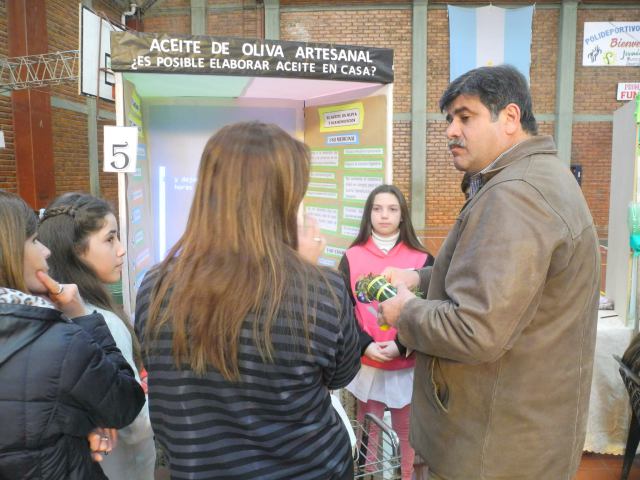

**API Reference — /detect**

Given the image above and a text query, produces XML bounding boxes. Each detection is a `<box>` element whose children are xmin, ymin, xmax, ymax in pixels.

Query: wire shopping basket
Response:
<box><xmin>352</xmin><ymin>413</ymin><xmax>402</xmax><ymax>479</ymax></box>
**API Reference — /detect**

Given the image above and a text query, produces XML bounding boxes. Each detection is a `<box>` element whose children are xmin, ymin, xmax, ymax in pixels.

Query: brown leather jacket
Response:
<box><xmin>397</xmin><ymin>135</ymin><xmax>600</xmax><ymax>480</ymax></box>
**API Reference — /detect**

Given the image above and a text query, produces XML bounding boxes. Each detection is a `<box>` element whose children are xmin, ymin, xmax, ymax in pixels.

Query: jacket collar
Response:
<box><xmin>0</xmin><ymin>287</ymin><xmax>56</xmax><ymax>309</ymax></box>
<box><xmin>364</xmin><ymin>236</ymin><xmax>401</xmax><ymax>258</ymax></box>
<box><xmin>0</xmin><ymin>302</ymin><xmax>67</xmax><ymax>367</ymax></box>
<box><xmin>461</xmin><ymin>135</ymin><xmax>557</xmax><ymax>199</ymax></box>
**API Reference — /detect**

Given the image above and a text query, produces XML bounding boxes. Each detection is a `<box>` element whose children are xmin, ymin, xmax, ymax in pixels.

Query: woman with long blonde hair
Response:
<box><xmin>136</xmin><ymin>122</ymin><xmax>360</xmax><ymax>479</ymax></box>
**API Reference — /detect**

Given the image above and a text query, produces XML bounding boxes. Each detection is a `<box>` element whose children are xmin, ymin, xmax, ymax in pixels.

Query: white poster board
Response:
<box><xmin>110</xmin><ymin>31</ymin><xmax>395</xmax><ymax>312</ymax></box>
<box><xmin>79</xmin><ymin>5</ymin><xmax>123</xmax><ymax>100</ymax></box>
<box><xmin>606</xmin><ymin>100</ymin><xmax>638</xmax><ymax>325</ymax></box>
<box><xmin>617</xmin><ymin>82</ymin><xmax>640</xmax><ymax>101</ymax></box>
<box><xmin>583</xmin><ymin>22</ymin><xmax>640</xmax><ymax>67</ymax></box>
<box><xmin>103</xmin><ymin>125</ymin><xmax>138</xmax><ymax>173</ymax></box>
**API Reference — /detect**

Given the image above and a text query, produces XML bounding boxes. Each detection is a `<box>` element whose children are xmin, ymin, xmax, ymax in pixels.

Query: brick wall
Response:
<box><xmin>280</xmin><ymin>2</ymin><xmax>416</xmax><ymax>248</ymax></box>
<box><xmin>143</xmin><ymin>1</ymin><xmax>261</xmax><ymax>36</ymax></box>
<box><xmin>120</xmin><ymin>1</ymin><xmax>191</xmax><ymax>34</ymax></box>
<box><xmin>573</xmin><ymin>7</ymin><xmax>640</xmax><ymax>244</ymax></box>
<box><xmin>43</xmin><ymin>0</ymin><xmax>119</xmax><ymax>204</ymax></box>
<box><xmin>208</xmin><ymin>7</ymin><xmax>260</xmax><ymax>38</ymax></box>
<box><xmin>574</xmin><ymin>7</ymin><xmax>640</xmax><ymax>114</ymax></box>
<box><xmin>2</xmin><ymin>0</ymin><xmax>640</xmax><ymax>252</ymax></box>
<box><xmin>422</xmin><ymin>3</ymin><xmax>639</xmax><ymax>254</ymax></box>
<box><xmin>426</xmin><ymin>120</ymin><xmax>463</xmax><ymax>241</ymax></box>
<box><xmin>429</xmin><ymin>0</ymin><xmax>560</xmax><ymax>4</ymax></box>
<box><xmin>281</xmin><ymin>7</ymin><xmax>412</xmax><ymax>113</ymax></box>
<box><xmin>47</xmin><ymin>0</ymin><xmax>82</xmax><ymax>102</ymax></box>
<box><xmin>393</xmin><ymin>121</ymin><xmax>411</xmax><ymax>207</ymax></box>
<box><xmin>572</xmin><ymin>121</ymin><xmax>614</xmax><ymax>240</ymax></box>
<box><xmin>530</xmin><ymin>8</ymin><xmax>558</xmax><ymax>114</ymax></box>
<box><xmin>0</xmin><ymin>0</ymin><xmax>7</xmax><ymax>62</ymax></box>
<box><xmin>425</xmin><ymin>6</ymin><xmax>458</xmax><ymax>254</ymax></box>
<box><xmin>2</xmin><ymin>0</ymin><xmax>122</xmax><ymax>203</ymax></box>
<box><xmin>423</xmin><ymin>4</ymin><xmax>562</xmax><ymax>253</ymax></box>
<box><xmin>0</xmin><ymin>0</ymin><xmax>16</xmax><ymax>192</ymax></box>
<box><xmin>0</xmin><ymin>94</ymin><xmax>14</xmax><ymax>192</ymax></box>
<box><xmin>143</xmin><ymin>13</ymin><xmax>190</xmax><ymax>35</ymax></box>
<box><xmin>97</xmin><ymin>118</ymin><xmax>119</xmax><ymax>208</ymax></box>
<box><xmin>282</xmin><ymin>0</ymin><xmax>408</xmax><ymax>5</ymax></box>
<box><xmin>52</xmin><ymin>107</ymin><xmax>90</xmax><ymax>194</ymax></box>
<box><xmin>93</xmin><ymin>2</ymin><xmax>120</xmax><ymax>207</ymax></box>
<box><xmin>426</xmin><ymin>8</ymin><xmax>450</xmax><ymax>113</ymax></box>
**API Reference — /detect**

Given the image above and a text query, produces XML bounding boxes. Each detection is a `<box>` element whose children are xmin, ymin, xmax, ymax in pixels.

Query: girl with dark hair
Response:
<box><xmin>136</xmin><ymin>122</ymin><xmax>360</xmax><ymax>479</ymax></box>
<box><xmin>338</xmin><ymin>184</ymin><xmax>433</xmax><ymax>480</ymax></box>
<box><xmin>0</xmin><ymin>190</ymin><xmax>144</xmax><ymax>479</ymax></box>
<box><xmin>38</xmin><ymin>193</ymin><xmax>156</xmax><ymax>480</ymax></box>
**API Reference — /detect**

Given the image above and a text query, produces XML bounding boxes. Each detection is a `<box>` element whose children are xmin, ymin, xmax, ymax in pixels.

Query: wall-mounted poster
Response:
<box><xmin>122</xmin><ymin>81</ymin><xmax>154</xmax><ymax>311</ymax></box>
<box><xmin>303</xmin><ymin>95</ymin><xmax>387</xmax><ymax>269</ymax></box>
<box><xmin>583</xmin><ymin>22</ymin><xmax>640</xmax><ymax>67</ymax></box>
<box><xmin>618</xmin><ymin>82</ymin><xmax>640</xmax><ymax>101</ymax></box>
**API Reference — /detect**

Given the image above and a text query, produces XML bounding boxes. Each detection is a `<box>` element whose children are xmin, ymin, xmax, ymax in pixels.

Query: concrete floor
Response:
<box><xmin>152</xmin><ymin>452</ymin><xmax>640</xmax><ymax>479</ymax></box>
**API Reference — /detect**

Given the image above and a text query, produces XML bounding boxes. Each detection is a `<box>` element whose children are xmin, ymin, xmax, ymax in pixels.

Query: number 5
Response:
<box><xmin>103</xmin><ymin>126</ymin><xmax>137</xmax><ymax>173</ymax></box>
<box><xmin>111</xmin><ymin>142</ymin><xmax>130</xmax><ymax>169</ymax></box>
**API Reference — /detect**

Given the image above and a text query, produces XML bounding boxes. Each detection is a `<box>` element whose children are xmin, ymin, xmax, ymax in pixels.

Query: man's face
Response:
<box><xmin>444</xmin><ymin>94</ymin><xmax>509</xmax><ymax>174</ymax></box>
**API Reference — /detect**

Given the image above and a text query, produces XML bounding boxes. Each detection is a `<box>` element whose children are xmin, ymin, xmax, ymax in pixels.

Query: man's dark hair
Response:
<box><xmin>439</xmin><ymin>65</ymin><xmax>538</xmax><ymax>135</ymax></box>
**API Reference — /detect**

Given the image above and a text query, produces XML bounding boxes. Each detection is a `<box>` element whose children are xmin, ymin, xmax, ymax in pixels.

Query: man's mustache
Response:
<box><xmin>448</xmin><ymin>139</ymin><xmax>465</xmax><ymax>149</ymax></box>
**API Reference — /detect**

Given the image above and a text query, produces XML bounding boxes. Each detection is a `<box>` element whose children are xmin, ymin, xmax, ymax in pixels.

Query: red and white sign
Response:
<box><xmin>617</xmin><ymin>82</ymin><xmax>640</xmax><ymax>101</ymax></box>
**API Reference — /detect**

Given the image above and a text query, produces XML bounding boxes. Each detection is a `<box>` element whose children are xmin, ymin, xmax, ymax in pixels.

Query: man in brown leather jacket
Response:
<box><xmin>380</xmin><ymin>65</ymin><xmax>600</xmax><ymax>480</ymax></box>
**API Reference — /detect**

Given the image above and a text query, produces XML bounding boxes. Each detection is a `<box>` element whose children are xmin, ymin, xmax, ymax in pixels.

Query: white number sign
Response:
<box><xmin>103</xmin><ymin>126</ymin><xmax>138</xmax><ymax>173</ymax></box>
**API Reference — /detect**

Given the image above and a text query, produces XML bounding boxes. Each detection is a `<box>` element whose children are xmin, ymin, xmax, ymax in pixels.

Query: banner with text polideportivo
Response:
<box><xmin>448</xmin><ymin>5</ymin><xmax>534</xmax><ymax>83</ymax></box>
<box><xmin>110</xmin><ymin>31</ymin><xmax>394</xmax><ymax>84</ymax></box>
<box><xmin>582</xmin><ymin>22</ymin><xmax>640</xmax><ymax>67</ymax></box>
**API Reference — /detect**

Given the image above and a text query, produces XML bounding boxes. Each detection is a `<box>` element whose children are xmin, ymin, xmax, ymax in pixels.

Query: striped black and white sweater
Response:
<box><xmin>135</xmin><ymin>266</ymin><xmax>360</xmax><ymax>480</ymax></box>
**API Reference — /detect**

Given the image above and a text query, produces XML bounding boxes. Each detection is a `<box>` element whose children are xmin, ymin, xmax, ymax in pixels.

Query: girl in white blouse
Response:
<box><xmin>39</xmin><ymin>193</ymin><xmax>156</xmax><ymax>480</ymax></box>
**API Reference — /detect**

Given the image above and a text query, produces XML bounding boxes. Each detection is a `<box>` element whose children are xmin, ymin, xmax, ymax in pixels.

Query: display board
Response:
<box><xmin>143</xmin><ymin>99</ymin><xmax>301</xmax><ymax>263</ymax></box>
<box><xmin>606</xmin><ymin>99</ymin><xmax>639</xmax><ymax>326</ymax></box>
<box><xmin>111</xmin><ymin>32</ymin><xmax>394</xmax><ymax>312</ymax></box>
<box><xmin>122</xmin><ymin>80</ymin><xmax>154</xmax><ymax>307</ymax></box>
<box><xmin>303</xmin><ymin>95</ymin><xmax>387</xmax><ymax>268</ymax></box>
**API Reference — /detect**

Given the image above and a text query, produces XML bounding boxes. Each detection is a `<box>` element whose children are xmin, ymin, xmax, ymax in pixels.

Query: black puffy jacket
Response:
<box><xmin>0</xmin><ymin>303</ymin><xmax>146</xmax><ymax>480</ymax></box>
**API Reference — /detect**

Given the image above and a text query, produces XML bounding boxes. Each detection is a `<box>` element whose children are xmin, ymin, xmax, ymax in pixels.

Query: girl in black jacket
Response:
<box><xmin>0</xmin><ymin>190</ymin><xmax>145</xmax><ymax>480</ymax></box>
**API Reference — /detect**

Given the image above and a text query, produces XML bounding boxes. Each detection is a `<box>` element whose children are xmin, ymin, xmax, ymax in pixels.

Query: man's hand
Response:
<box><xmin>381</xmin><ymin>267</ymin><xmax>420</xmax><ymax>289</ymax></box>
<box><xmin>378</xmin><ymin>283</ymin><xmax>415</xmax><ymax>328</ymax></box>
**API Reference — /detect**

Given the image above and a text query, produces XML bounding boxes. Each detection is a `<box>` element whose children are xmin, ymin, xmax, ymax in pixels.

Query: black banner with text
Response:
<box><xmin>110</xmin><ymin>31</ymin><xmax>394</xmax><ymax>84</ymax></box>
